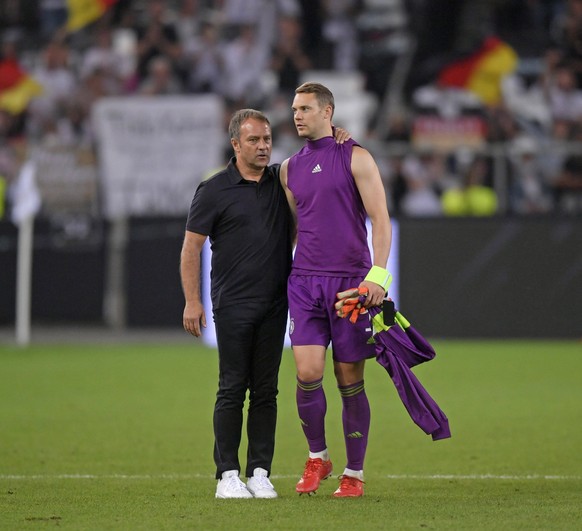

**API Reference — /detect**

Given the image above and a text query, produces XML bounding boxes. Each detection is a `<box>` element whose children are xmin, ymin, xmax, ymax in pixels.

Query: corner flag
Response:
<box><xmin>11</xmin><ymin>160</ymin><xmax>41</xmax><ymax>346</ymax></box>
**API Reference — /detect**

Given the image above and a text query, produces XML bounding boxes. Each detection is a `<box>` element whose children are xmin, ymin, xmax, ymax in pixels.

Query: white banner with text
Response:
<box><xmin>94</xmin><ymin>96</ymin><xmax>225</xmax><ymax>219</ymax></box>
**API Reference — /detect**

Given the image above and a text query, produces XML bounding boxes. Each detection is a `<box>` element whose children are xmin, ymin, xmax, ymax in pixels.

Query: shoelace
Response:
<box><xmin>252</xmin><ymin>475</ymin><xmax>274</xmax><ymax>490</ymax></box>
<box><xmin>223</xmin><ymin>475</ymin><xmax>248</xmax><ymax>492</ymax></box>
<box><xmin>303</xmin><ymin>458</ymin><xmax>323</xmax><ymax>477</ymax></box>
<box><xmin>338</xmin><ymin>475</ymin><xmax>363</xmax><ymax>489</ymax></box>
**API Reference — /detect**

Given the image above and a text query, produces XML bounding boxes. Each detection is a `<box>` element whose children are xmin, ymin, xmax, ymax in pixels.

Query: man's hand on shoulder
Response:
<box><xmin>333</xmin><ymin>126</ymin><xmax>351</xmax><ymax>144</ymax></box>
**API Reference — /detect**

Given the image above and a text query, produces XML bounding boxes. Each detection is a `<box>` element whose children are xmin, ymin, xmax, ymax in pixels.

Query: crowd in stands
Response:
<box><xmin>1</xmin><ymin>0</ymin><xmax>582</xmax><ymax>219</ymax></box>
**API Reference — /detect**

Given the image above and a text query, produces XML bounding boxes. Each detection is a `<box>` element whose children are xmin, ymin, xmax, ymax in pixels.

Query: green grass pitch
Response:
<box><xmin>1</xmin><ymin>338</ymin><xmax>581</xmax><ymax>529</ymax></box>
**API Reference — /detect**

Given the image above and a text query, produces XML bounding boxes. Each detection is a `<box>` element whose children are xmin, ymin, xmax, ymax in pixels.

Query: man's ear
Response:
<box><xmin>325</xmin><ymin>105</ymin><xmax>333</xmax><ymax>121</ymax></box>
<box><xmin>231</xmin><ymin>138</ymin><xmax>239</xmax><ymax>153</ymax></box>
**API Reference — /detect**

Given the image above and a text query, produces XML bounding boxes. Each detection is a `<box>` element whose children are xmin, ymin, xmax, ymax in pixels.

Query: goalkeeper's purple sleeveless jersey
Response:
<box><xmin>287</xmin><ymin>136</ymin><xmax>372</xmax><ymax>277</ymax></box>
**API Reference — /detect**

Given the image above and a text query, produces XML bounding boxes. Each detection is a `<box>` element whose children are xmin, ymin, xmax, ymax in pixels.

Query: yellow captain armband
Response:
<box><xmin>364</xmin><ymin>266</ymin><xmax>392</xmax><ymax>291</ymax></box>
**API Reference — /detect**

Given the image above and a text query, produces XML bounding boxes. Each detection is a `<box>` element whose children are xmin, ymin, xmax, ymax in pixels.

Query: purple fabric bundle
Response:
<box><xmin>369</xmin><ymin>306</ymin><xmax>451</xmax><ymax>441</ymax></box>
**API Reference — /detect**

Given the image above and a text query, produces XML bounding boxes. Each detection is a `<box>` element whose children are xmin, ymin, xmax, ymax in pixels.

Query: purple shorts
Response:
<box><xmin>287</xmin><ymin>274</ymin><xmax>376</xmax><ymax>363</ymax></box>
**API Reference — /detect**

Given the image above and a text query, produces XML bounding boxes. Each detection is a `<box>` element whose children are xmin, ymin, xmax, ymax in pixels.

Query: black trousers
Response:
<box><xmin>212</xmin><ymin>297</ymin><xmax>287</xmax><ymax>479</ymax></box>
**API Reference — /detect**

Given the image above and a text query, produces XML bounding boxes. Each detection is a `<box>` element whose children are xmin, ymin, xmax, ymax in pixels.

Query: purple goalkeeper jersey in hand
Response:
<box><xmin>287</xmin><ymin>136</ymin><xmax>372</xmax><ymax>277</ymax></box>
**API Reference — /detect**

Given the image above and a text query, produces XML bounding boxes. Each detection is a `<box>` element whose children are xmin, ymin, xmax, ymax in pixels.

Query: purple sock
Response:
<box><xmin>296</xmin><ymin>377</ymin><xmax>327</xmax><ymax>453</ymax></box>
<box><xmin>339</xmin><ymin>380</ymin><xmax>370</xmax><ymax>470</ymax></box>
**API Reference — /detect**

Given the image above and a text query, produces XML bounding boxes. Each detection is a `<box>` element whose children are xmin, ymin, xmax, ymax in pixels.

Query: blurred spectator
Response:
<box><xmin>553</xmin><ymin>152</ymin><xmax>582</xmax><ymax>211</ymax></box>
<box><xmin>383</xmin><ymin>112</ymin><xmax>411</xmax><ymax>143</ymax></box>
<box><xmin>138</xmin><ymin>55</ymin><xmax>184</xmax><ymax>95</ymax></box>
<box><xmin>538</xmin><ymin>44</ymin><xmax>565</xmax><ymax>86</ymax></box>
<box><xmin>501</xmin><ymin>70</ymin><xmax>552</xmax><ymax>132</ymax></box>
<box><xmin>442</xmin><ymin>152</ymin><xmax>498</xmax><ymax>216</ymax></box>
<box><xmin>545</xmin><ymin>60</ymin><xmax>582</xmax><ymax>123</ymax></box>
<box><xmin>507</xmin><ymin>135</ymin><xmax>553</xmax><ymax>215</ymax></box>
<box><xmin>215</xmin><ymin>0</ymin><xmax>300</xmax><ymax>55</ymax></box>
<box><xmin>321</xmin><ymin>0</ymin><xmax>360</xmax><ymax>72</ymax></box>
<box><xmin>79</xmin><ymin>66</ymin><xmax>121</xmax><ymax>106</ymax></box>
<box><xmin>69</xmin><ymin>66</ymin><xmax>122</xmax><ymax>146</ymax></box>
<box><xmin>54</xmin><ymin>99</ymin><xmax>93</xmax><ymax>147</ymax></box>
<box><xmin>0</xmin><ymin>127</ymin><xmax>19</xmax><ymax>179</ymax></box>
<box><xmin>40</xmin><ymin>0</ymin><xmax>67</xmax><ymax>41</ymax></box>
<box><xmin>217</xmin><ymin>0</ymin><xmax>270</xmax><ymax>26</ymax></box>
<box><xmin>28</xmin><ymin>40</ymin><xmax>78</xmax><ymax>139</ymax></box>
<box><xmin>31</xmin><ymin>39</ymin><xmax>77</xmax><ymax>105</ymax></box>
<box><xmin>270</xmin><ymin>16</ymin><xmax>311</xmax><ymax>96</ymax></box>
<box><xmin>551</xmin><ymin>0</ymin><xmax>582</xmax><ymax>85</ymax></box>
<box><xmin>80</xmin><ymin>26</ymin><xmax>134</xmax><ymax>88</ymax></box>
<box><xmin>1</xmin><ymin>30</ymin><xmax>20</xmax><ymax>61</ymax></box>
<box><xmin>485</xmin><ymin>105</ymin><xmax>521</xmax><ymax>143</ymax></box>
<box><xmin>552</xmin><ymin>124</ymin><xmax>582</xmax><ymax>213</ymax></box>
<box><xmin>538</xmin><ymin>118</ymin><xmax>573</xmax><ymax>183</ymax></box>
<box><xmin>501</xmin><ymin>45</ymin><xmax>571</xmax><ymax>134</ymax></box>
<box><xmin>174</xmin><ymin>0</ymin><xmax>203</xmax><ymax>46</ymax></box>
<box><xmin>134</xmin><ymin>0</ymin><xmax>183</xmax><ymax>84</ymax></box>
<box><xmin>220</xmin><ymin>24</ymin><xmax>270</xmax><ymax>110</ymax></box>
<box><xmin>0</xmin><ymin>108</ymin><xmax>25</xmax><ymax>141</ymax></box>
<box><xmin>0</xmin><ymin>136</ymin><xmax>20</xmax><ymax>219</ymax></box>
<box><xmin>398</xmin><ymin>151</ymin><xmax>448</xmax><ymax>217</ymax></box>
<box><xmin>185</xmin><ymin>23</ymin><xmax>223</xmax><ymax>94</ymax></box>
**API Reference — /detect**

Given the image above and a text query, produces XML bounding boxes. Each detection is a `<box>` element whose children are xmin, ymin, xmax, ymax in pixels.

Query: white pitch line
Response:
<box><xmin>382</xmin><ymin>474</ymin><xmax>582</xmax><ymax>480</ymax></box>
<box><xmin>0</xmin><ymin>474</ymin><xmax>580</xmax><ymax>481</ymax></box>
<box><xmin>0</xmin><ymin>474</ymin><xmax>209</xmax><ymax>480</ymax></box>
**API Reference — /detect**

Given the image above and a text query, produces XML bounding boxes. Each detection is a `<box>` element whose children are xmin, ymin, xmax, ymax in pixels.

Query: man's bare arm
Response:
<box><xmin>180</xmin><ymin>230</ymin><xmax>208</xmax><ymax>337</ymax></box>
<box><xmin>351</xmin><ymin>146</ymin><xmax>392</xmax><ymax>307</ymax></box>
<box><xmin>280</xmin><ymin>159</ymin><xmax>298</xmax><ymax>246</ymax></box>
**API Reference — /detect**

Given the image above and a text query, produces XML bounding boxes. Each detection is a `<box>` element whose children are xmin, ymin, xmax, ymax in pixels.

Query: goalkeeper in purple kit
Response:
<box><xmin>280</xmin><ymin>82</ymin><xmax>392</xmax><ymax>497</ymax></box>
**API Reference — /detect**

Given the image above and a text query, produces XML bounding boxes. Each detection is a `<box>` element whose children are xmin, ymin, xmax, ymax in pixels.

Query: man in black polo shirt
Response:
<box><xmin>180</xmin><ymin>109</ymin><xmax>291</xmax><ymax>499</ymax></box>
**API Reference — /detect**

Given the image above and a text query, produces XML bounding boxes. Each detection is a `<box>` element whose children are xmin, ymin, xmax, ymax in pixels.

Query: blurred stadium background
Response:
<box><xmin>1</xmin><ymin>0</ymin><xmax>581</xmax><ymax>342</ymax></box>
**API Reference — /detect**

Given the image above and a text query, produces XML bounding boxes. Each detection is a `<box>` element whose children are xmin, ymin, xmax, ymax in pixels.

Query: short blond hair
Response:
<box><xmin>295</xmin><ymin>82</ymin><xmax>335</xmax><ymax>118</ymax></box>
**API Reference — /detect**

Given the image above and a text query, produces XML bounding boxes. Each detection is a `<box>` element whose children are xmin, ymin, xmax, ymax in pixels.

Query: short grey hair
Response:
<box><xmin>228</xmin><ymin>109</ymin><xmax>270</xmax><ymax>141</ymax></box>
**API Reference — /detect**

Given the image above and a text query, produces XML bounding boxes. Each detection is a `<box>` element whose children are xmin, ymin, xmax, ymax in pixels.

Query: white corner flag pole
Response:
<box><xmin>11</xmin><ymin>160</ymin><xmax>41</xmax><ymax>347</ymax></box>
<box><xmin>16</xmin><ymin>214</ymin><xmax>34</xmax><ymax>346</ymax></box>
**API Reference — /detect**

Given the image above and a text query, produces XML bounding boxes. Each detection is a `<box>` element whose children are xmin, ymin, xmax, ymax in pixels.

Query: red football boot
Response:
<box><xmin>332</xmin><ymin>475</ymin><xmax>364</xmax><ymax>497</ymax></box>
<box><xmin>295</xmin><ymin>458</ymin><xmax>333</xmax><ymax>494</ymax></box>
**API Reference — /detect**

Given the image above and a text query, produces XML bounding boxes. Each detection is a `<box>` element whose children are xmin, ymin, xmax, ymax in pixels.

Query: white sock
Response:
<box><xmin>343</xmin><ymin>468</ymin><xmax>364</xmax><ymax>481</ymax></box>
<box><xmin>309</xmin><ymin>449</ymin><xmax>329</xmax><ymax>461</ymax></box>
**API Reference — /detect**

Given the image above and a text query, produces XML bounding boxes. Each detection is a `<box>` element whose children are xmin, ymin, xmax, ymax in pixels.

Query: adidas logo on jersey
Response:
<box><xmin>311</xmin><ymin>164</ymin><xmax>322</xmax><ymax>173</ymax></box>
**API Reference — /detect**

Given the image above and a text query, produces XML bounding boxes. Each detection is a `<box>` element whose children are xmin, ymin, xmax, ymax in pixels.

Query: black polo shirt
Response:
<box><xmin>186</xmin><ymin>158</ymin><xmax>292</xmax><ymax>310</ymax></box>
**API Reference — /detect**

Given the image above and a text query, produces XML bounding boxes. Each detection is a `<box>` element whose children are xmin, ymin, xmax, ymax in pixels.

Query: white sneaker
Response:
<box><xmin>215</xmin><ymin>470</ymin><xmax>253</xmax><ymax>499</ymax></box>
<box><xmin>246</xmin><ymin>467</ymin><xmax>278</xmax><ymax>499</ymax></box>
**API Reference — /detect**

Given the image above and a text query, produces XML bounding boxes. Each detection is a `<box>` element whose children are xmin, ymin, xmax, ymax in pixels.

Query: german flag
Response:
<box><xmin>66</xmin><ymin>0</ymin><xmax>119</xmax><ymax>33</ymax></box>
<box><xmin>437</xmin><ymin>37</ymin><xmax>518</xmax><ymax>106</ymax></box>
<box><xmin>0</xmin><ymin>59</ymin><xmax>43</xmax><ymax>115</ymax></box>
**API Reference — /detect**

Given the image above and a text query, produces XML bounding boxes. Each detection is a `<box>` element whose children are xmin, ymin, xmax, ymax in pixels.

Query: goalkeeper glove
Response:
<box><xmin>335</xmin><ymin>286</ymin><xmax>369</xmax><ymax>324</ymax></box>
